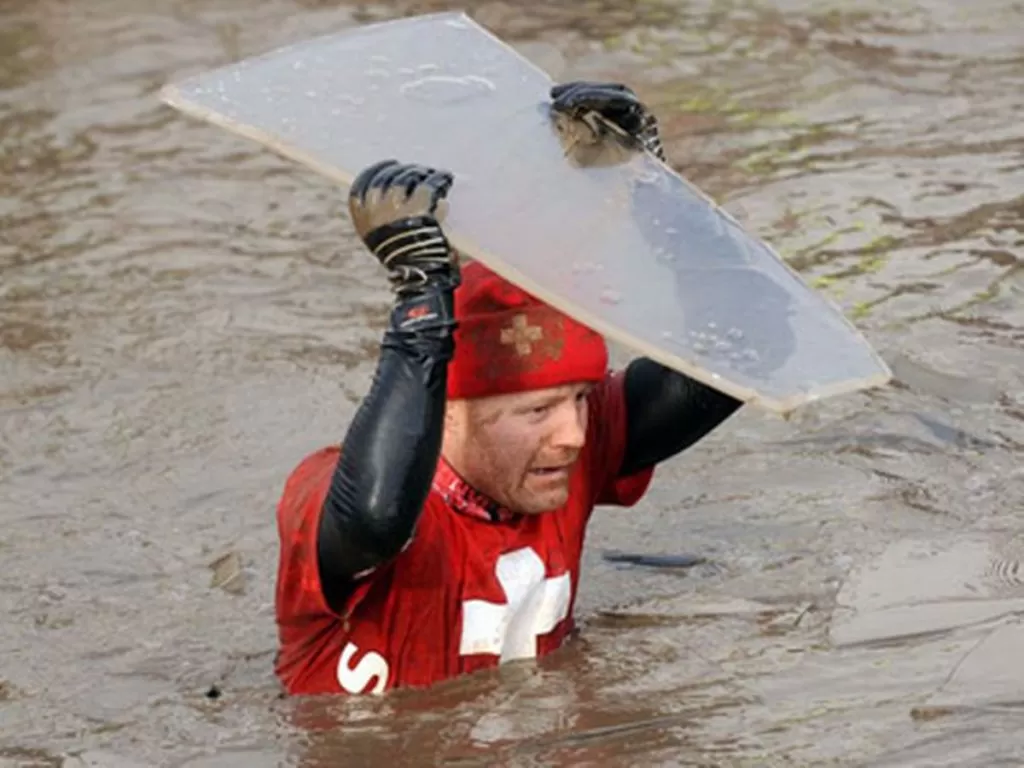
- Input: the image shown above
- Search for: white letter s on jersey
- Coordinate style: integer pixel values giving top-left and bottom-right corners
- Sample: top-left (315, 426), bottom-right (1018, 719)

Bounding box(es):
top-left (336, 642), bottom-right (389, 695)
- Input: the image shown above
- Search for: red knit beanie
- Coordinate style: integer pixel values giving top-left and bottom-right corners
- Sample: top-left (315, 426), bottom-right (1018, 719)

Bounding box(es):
top-left (447, 261), bottom-right (609, 400)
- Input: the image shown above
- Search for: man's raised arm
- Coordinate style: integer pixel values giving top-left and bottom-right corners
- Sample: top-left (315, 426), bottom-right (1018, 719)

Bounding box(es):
top-left (317, 160), bottom-right (460, 612)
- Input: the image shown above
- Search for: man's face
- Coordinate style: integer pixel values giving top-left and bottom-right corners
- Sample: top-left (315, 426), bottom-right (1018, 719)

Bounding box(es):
top-left (443, 382), bottom-right (593, 515)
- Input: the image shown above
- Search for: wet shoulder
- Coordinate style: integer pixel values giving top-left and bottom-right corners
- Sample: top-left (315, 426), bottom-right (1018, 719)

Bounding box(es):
top-left (275, 446), bottom-right (339, 547)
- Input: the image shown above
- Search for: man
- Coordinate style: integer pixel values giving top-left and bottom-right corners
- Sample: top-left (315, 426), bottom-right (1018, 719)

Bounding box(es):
top-left (274, 82), bottom-right (743, 696)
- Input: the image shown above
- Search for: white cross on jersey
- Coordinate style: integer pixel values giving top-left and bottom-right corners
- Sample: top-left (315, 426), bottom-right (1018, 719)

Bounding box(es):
top-left (459, 547), bottom-right (572, 662)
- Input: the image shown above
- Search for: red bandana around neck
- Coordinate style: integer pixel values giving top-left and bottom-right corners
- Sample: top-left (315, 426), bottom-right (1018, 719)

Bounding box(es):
top-left (431, 457), bottom-right (517, 524)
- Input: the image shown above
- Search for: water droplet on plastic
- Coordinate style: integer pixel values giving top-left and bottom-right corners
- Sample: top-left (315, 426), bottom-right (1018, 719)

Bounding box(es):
top-left (714, 340), bottom-right (731, 352)
top-left (707, 321), bottom-right (718, 330)
top-left (366, 68), bottom-right (390, 79)
top-left (664, 227), bottom-right (678, 236)
top-left (400, 75), bottom-right (495, 104)
top-left (370, 55), bottom-right (389, 63)
top-left (292, 61), bottom-right (305, 71)
top-left (600, 289), bottom-right (622, 305)
top-left (661, 330), bottom-right (674, 340)
top-left (418, 64), bottom-right (439, 73)
top-left (306, 90), bottom-right (317, 98)
top-left (572, 261), bottom-right (598, 274)
top-left (692, 341), bottom-right (708, 354)
top-left (398, 67), bottom-right (415, 75)
top-left (726, 327), bottom-right (744, 341)
top-left (636, 169), bottom-right (660, 184)
top-left (654, 246), bottom-right (671, 261)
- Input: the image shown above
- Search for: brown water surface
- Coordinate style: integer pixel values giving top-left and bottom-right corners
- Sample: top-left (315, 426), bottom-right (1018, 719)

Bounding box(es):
top-left (1, 0), bottom-right (1022, 765)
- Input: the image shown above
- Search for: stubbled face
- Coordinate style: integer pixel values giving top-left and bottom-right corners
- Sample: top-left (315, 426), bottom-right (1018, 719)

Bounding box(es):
top-left (442, 383), bottom-right (593, 515)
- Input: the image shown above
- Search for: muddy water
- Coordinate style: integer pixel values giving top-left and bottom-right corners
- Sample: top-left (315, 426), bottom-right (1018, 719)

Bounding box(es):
top-left (1, 0), bottom-right (1022, 765)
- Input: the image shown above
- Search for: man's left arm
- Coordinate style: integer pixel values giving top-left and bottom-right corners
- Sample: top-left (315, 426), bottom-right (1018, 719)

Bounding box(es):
top-left (619, 358), bottom-right (742, 477)
top-left (550, 81), bottom-right (745, 478)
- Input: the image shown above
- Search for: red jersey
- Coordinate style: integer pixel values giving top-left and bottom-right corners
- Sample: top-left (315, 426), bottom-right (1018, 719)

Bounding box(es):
top-left (273, 371), bottom-right (654, 696)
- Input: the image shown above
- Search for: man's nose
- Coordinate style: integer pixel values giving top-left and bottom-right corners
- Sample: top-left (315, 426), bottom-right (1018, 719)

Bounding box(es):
top-left (551, 398), bottom-right (587, 451)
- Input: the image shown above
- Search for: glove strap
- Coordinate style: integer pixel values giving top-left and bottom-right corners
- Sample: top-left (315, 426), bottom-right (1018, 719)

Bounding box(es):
top-left (364, 215), bottom-right (450, 263)
top-left (384, 285), bottom-right (458, 362)
top-left (636, 111), bottom-right (665, 161)
top-left (364, 216), bottom-right (458, 297)
top-left (389, 287), bottom-right (457, 334)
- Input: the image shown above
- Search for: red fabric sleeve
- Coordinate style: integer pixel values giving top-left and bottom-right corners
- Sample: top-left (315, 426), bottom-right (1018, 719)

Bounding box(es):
top-left (274, 447), bottom-right (399, 687)
top-left (587, 370), bottom-right (656, 507)
top-left (274, 445), bottom-right (440, 622)
top-left (273, 446), bottom-right (451, 695)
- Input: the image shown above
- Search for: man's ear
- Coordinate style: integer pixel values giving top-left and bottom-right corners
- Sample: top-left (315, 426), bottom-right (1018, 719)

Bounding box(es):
top-left (443, 399), bottom-right (465, 438)
top-left (441, 400), bottom-right (468, 469)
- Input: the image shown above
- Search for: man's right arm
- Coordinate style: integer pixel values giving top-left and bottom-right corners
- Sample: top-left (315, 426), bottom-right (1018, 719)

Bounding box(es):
top-left (314, 160), bottom-right (460, 615)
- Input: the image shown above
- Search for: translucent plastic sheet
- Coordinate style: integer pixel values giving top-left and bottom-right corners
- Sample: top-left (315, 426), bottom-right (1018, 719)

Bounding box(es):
top-left (161, 11), bottom-right (891, 412)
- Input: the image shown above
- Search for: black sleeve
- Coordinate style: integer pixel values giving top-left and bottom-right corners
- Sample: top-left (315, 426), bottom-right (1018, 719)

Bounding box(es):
top-left (619, 357), bottom-right (743, 477)
top-left (316, 288), bottom-right (456, 614)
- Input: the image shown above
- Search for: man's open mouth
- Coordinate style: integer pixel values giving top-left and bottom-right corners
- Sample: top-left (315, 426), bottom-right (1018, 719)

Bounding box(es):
top-left (530, 465), bottom-right (571, 476)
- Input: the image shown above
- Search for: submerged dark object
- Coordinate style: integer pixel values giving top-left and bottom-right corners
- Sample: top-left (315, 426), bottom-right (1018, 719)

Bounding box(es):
top-left (602, 550), bottom-right (706, 568)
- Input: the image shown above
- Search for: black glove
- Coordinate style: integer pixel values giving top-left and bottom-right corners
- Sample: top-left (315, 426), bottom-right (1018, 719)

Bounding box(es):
top-left (348, 159), bottom-right (460, 299)
top-left (550, 81), bottom-right (665, 161)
